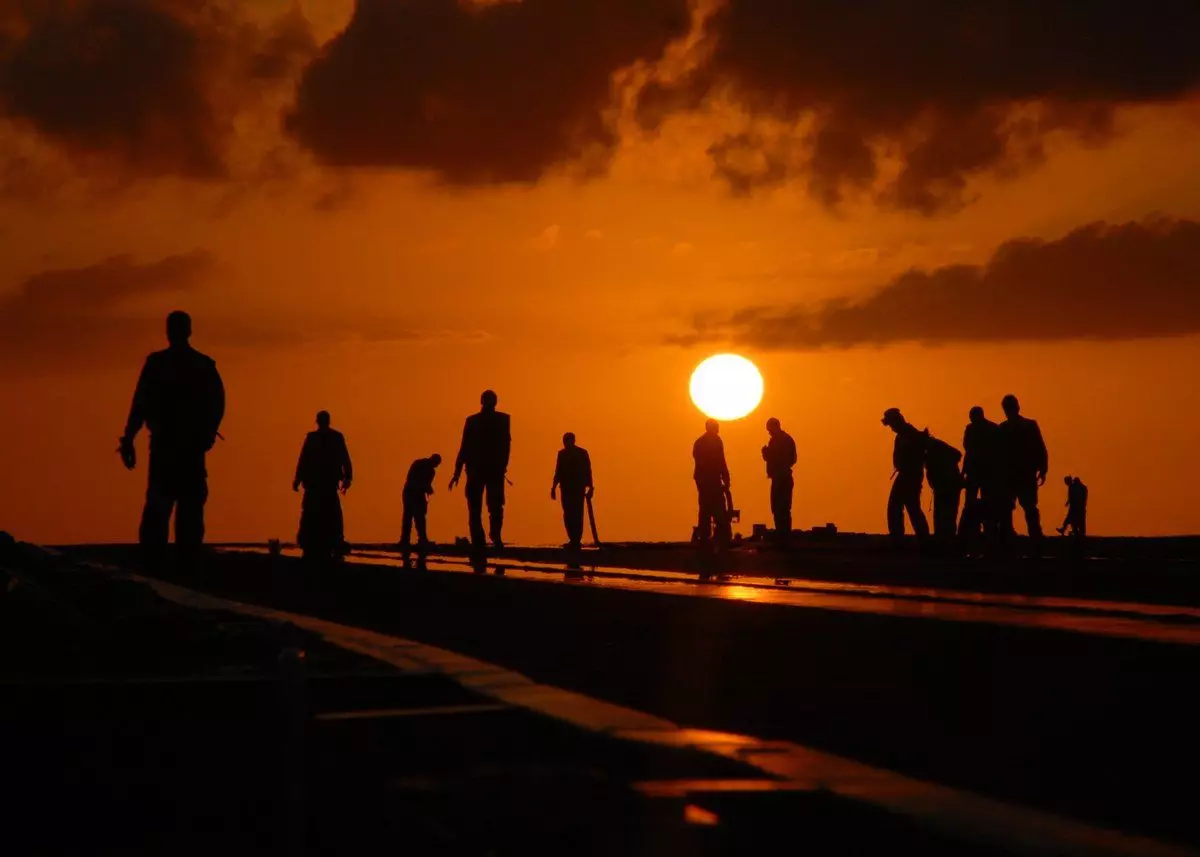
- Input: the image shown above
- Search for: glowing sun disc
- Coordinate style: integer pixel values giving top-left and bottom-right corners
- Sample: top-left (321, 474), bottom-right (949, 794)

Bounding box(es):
top-left (689, 354), bottom-right (764, 420)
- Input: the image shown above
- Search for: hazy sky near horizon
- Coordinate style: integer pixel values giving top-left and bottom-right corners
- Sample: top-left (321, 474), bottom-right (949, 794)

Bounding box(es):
top-left (2, 0), bottom-right (1200, 544)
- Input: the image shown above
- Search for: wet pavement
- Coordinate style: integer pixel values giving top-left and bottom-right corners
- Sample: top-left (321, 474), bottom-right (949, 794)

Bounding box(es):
top-left (301, 547), bottom-right (1200, 646)
top-left (58, 544), bottom-right (1200, 849)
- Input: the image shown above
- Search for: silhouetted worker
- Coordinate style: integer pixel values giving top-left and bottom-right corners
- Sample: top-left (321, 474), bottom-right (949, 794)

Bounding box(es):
top-left (551, 433), bottom-right (594, 550)
top-left (693, 419), bottom-right (732, 547)
top-left (881, 408), bottom-right (929, 540)
top-left (925, 433), bottom-right (963, 541)
top-left (1058, 475), bottom-right (1088, 539)
top-left (998, 394), bottom-right (1048, 548)
top-left (119, 311), bottom-right (225, 556)
top-left (400, 453), bottom-right (441, 563)
top-left (293, 411), bottom-right (353, 560)
top-left (959, 406), bottom-right (1001, 543)
top-left (450, 390), bottom-right (512, 552)
top-left (761, 417), bottom-right (797, 545)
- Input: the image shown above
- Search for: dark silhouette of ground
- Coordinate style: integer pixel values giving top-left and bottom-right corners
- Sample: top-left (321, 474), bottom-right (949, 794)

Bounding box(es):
top-left (401, 453), bottom-right (441, 565)
top-left (693, 419), bottom-right (732, 549)
top-left (762, 417), bottom-right (797, 546)
top-left (998, 394), bottom-right (1048, 551)
top-left (119, 311), bottom-right (224, 557)
top-left (881, 408), bottom-right (929, 540)
top-left (551, 432), bottom-right (593, 551)
top-left (450, 390), bottom-right (512, 562)
top-left (94, 547), bottom-right (1200, 849)
top-left (293, 410), bottom-right (352, 560)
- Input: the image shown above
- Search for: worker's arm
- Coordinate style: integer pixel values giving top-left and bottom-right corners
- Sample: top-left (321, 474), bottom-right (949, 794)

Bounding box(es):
top-left (719, 441), bottom-right (731, 486)
top-left (787, 435), bottom-right (797, 468)
top-left (293, 437), bottom-right (309, 491)
top-left (205, 360), bottom-right (225, 450)
top-left (500, 415), bottom-right (512, 473)
top-left (550, 451), bottom-right (562, 499)
top-left (340, 435), bottom-right (353, 491)
top-left (1034, 422), bottom-right (1049, 484)
top-left (584, 450), bottom-right (594, 498)
top-left (450, 420), bottom-right (469, 488)
top-left (122, 358), bottom-right (152, 443)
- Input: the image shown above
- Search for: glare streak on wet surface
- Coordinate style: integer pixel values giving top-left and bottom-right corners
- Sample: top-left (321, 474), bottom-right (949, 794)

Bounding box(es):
top-left (236, 547), bottom-right (1200, 646)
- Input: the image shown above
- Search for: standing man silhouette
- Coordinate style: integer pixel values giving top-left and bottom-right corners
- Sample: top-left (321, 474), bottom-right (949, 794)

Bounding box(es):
top-left (959, 405), bottom-right (1001, 545)
top-left (450, 390), bottom-right (511, 556)
top-left (293, 411), bottom-right (353, 560)
top-left (761, 417), bottom-right (797, 546)
top-left (693, 419), bottom-right (732, 548)
top-left (551, 432), bottom-right (594, 550)
top-left (119, 311), bottom-right (224, 560)
top-left (998, 394), bottom-right (1048, 552)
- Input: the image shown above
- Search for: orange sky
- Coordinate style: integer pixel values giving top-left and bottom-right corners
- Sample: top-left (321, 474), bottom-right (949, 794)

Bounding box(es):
top-left (2, 1), bottom-right (1200, 544)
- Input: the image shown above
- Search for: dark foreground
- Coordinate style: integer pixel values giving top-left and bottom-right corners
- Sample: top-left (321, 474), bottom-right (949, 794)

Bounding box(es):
top-left (5, 535), bottom-right (1200, 855)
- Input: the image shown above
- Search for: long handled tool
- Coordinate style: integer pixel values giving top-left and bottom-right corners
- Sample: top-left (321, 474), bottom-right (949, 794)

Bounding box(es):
top-left (586, 496), bottom-right (602, 546)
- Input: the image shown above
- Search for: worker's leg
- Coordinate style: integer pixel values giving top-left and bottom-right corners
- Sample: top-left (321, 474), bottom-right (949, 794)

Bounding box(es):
top-left (486, 476), bottom-right (506, 546)
top-left (465, 477), bottom-right (486, 549)
top-left (904, 480), bottom-right (930, 538)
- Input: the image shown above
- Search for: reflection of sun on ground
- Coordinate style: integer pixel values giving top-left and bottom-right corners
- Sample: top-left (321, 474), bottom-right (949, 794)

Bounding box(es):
top-left (689, 354), bottom-right (764, 420)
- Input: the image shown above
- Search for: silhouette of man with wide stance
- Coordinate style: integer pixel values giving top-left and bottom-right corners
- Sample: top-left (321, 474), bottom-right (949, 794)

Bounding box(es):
top-left (761, 417), bottom-right (797, 545)
top-left (959, 406), bottom-right (1001, 544)
top-left (551, 432), bottom-right (594, 550)
top-left (401, 453), bottom-right (441, 564)
top-left (1058, 475), bottom-right (1088, 540)
top-left (882, 408), bottom-right (929, 540)
top-left (119, 311), bottom-right (225, 557)
top-left (693, 419), bottom-right (732, 548)
top-left (998, 394), bottom-right (1048, 550)
top-left (450, 390), bottom-right (511, 554)
top-left (293, 411), bottom-right (353, 560)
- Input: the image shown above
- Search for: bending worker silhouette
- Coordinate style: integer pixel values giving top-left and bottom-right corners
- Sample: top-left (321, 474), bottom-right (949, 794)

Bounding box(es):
top-left (693, 419), bottom-right (732, 547)
top-left (293, 411), bottom-right (353, 559)
top-left (882, 408), bottom-right (929, 540)
top-left (119, 311), bottom-right (224, 554)
top-left (998, 394), bottom-right (1048, 547)
top-left (551, 433), bottom-right (594, 550)
top-left (925, 432), bottom-right (963, 541)
top-left (401, 453), bottom-right (441, 562)
top-left (450, 390), bottom-right (511, 551)
top-left (761, 417), bottom-right (797, 545)
top-left (1058, 475), bottom-right (1088, 539)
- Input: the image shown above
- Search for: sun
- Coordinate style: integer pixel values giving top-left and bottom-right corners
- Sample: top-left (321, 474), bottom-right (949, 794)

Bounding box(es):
top-left (689, 354), bottom-right (764, 420)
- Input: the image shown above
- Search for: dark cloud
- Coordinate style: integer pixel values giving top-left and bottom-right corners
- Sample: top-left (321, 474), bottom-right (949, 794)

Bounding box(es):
top-left (0, 251), bottom-right (216, 366)
top-left (676, 219), bottom-right (1200, 349)
top-left (286, 0), bottom-right (690, 183)
top-left (645, 1), bottom-right (1200, 211)
top-left (0, 0), bottom-right (315, 181)
top-left (0, 250), bottom-right (488, 371)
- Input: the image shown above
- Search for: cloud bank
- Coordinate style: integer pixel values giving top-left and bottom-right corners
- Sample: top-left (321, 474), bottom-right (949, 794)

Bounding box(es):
top-left (676, 219), bottom-right (1200, 349)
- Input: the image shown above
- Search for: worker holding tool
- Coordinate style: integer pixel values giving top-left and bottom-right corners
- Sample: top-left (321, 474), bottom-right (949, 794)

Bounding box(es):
top-left (550, 432), bottom-right (594, 552)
